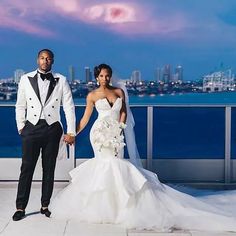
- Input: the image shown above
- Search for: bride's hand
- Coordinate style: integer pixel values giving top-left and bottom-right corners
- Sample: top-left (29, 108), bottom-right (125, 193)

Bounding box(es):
top-left (119, 122), bottom-right (126, 135)
top-left (64, 134), bottom-right (75, 145)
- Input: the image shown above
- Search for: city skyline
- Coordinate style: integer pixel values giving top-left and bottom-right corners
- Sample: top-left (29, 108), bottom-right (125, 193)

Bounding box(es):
top-left (4, 63), bottom-right (235, 84)
top-left (1, 0), bottom-right (236, 80)
top-left (10, 64), bottom-right (186, 83)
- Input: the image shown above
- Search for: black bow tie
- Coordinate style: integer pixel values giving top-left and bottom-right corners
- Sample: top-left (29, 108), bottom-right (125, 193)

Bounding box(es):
top-left (38, 72), bottom-right (53, 81)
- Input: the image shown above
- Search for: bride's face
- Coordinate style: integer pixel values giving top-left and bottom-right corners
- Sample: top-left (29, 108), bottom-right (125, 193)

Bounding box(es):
top-left (97, 69), bottom-right (111, 86)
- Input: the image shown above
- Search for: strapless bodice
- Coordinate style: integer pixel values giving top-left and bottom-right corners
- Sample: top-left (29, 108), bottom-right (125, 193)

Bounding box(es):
top-left (95, 97), bottom-right (122, 121)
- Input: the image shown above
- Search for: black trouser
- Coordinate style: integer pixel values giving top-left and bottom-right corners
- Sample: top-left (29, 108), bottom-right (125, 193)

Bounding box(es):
top-left (16, 120), bottom-right (63, 210)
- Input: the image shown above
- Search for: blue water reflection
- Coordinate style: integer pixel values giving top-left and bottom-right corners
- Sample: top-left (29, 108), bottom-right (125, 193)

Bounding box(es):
top-left (231, 108), bottom-right (236, 159)
top-left (0, 106), bottom-right (21, 157)
top-left (153, 107), bottom-right (225, 159)
top-left (0, 105), bottom-right (228, 160)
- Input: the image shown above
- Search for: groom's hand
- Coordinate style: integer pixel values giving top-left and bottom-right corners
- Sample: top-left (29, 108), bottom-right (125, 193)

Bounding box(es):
top-left (64, 134), bottom-right (75, 145)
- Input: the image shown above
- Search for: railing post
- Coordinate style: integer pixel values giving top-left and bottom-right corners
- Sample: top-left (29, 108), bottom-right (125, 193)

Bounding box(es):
top-left (225, 106), bottom-right (231, 184)
top-left (147, 106), bottom-right (153, 170)
top-left (69, 144), bottom-right (76, 168)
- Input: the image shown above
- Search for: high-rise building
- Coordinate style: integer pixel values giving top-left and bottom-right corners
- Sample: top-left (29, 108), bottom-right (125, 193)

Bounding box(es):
top-left (14, 69), bottom-right (25, 84)
top-left (155, 67), bottom-right (162, 82)
top-left (162, 64), bottom-right (171, 83)
top-left (85, 67), bottom-right (92, 84)
top-left (171, 74), bottom-right (179, 82)
top-left (68, 65), bottom-right (75, 82)
top-left (131, 70), bottom-right (141, 84)
top-left (175, 65), bottom-right (183, 81)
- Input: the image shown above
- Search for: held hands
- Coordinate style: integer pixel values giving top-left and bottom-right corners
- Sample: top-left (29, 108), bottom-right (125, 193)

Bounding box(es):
top-left (63, 123), bottom-right (124, 145)
top-left (64, 133), bottom-right (75, 145)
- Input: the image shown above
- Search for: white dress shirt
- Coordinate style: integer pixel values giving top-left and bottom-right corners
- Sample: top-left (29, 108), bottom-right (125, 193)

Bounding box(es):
top-left (37, 70), bottom-right (50, 119)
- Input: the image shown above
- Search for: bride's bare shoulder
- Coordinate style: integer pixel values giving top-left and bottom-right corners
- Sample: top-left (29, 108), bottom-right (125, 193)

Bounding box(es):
top-left (113, 87), bottom-right (125, 98)
top-left (87, 89), bottom-right (102, 103)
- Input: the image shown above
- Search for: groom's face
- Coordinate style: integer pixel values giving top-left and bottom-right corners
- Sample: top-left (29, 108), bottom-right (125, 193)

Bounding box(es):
top-left (37, 51), bottom-right (54, 73)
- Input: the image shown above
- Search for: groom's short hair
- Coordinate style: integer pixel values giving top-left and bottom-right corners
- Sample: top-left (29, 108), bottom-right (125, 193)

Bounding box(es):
top-left (37, 49), bottom-right (54, 59)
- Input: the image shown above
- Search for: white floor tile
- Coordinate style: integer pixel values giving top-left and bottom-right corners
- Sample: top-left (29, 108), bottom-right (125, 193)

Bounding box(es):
top-left (190, 231), bottom-right (236, 236)
top-left (1, 215), bottom-right (67, 236)
top-left (128, 232), bottom-right (190, 236)
top-left (0, 219), bottom-right (10, 235)
top-left (65, 221), bottom-right (127, 236)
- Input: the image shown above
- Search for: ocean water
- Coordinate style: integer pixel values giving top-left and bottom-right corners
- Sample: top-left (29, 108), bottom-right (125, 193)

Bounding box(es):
top-left (74, 91), bottom-right (236, 105)
top-left (1, 92), bottom-right (236, 159)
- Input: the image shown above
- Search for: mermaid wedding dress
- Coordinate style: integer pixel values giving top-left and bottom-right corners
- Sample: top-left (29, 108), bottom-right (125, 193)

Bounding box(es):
top-left (51, 97), bottom-right (236, 232)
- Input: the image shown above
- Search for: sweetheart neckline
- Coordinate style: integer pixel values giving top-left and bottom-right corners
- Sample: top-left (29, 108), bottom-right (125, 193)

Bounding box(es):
top-left (95, 97), bottom-right (121, 108)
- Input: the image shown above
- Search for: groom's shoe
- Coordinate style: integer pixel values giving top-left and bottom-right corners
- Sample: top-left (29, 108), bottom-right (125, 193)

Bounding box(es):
top-left (40, 207), bottom-right (51, 217)
top-left (12, 210), bottom-right (25, 221)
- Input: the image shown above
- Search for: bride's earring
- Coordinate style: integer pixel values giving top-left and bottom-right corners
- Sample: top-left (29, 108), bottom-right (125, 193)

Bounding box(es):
top-left (109, 79), bottom-right (112, 86)
top-left (96, 79), bottom-right (100, 86)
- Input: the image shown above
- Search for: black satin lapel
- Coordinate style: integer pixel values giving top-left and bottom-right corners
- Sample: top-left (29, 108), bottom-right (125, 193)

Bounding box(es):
top-left (45, 77), bottom-right (59, 103)
top-left (28, 75), bottom-right (41, 102)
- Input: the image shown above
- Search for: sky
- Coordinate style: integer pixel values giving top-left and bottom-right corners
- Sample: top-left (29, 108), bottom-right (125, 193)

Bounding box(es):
top-left (0, 0), bottom-right (236, 81)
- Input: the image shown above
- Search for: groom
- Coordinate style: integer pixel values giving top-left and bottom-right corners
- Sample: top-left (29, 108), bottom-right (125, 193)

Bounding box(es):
top-left (13, 49), bottom-right (76, 221)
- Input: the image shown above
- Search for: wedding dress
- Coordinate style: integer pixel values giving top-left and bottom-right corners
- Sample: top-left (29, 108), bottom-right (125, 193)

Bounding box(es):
top-left (51, 97), bottom-right (236, 232)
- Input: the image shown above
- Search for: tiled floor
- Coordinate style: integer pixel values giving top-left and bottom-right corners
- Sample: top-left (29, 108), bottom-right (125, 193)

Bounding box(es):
top-left (1, 183), bottom-right (236, 236)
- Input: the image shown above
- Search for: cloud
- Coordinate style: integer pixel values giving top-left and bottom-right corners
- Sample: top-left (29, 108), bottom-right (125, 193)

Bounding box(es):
top-left (0, 18), bottom-right (54, 37)
top-left (0, 0), bottom-right (187, 38)
top-left (52, 0), bottom-right (80, 14)
top-left (83, 3), bottom-right (136, 23)
top-left (79, 2), bottom-right (189, 37)
top-left (1, 0), bottom-right (236, 42)
top-left (0, 0), bottom-right (56, 37)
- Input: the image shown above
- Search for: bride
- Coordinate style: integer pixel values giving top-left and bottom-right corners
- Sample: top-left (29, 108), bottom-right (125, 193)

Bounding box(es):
top-left (51, 64), bottom-right (236, 232)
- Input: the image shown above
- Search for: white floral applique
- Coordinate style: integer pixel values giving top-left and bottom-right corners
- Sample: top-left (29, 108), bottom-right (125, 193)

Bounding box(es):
top-left (91, 116), bottom-right (126, 157)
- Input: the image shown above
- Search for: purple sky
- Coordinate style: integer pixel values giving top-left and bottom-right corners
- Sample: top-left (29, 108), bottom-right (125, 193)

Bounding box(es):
top-left (1, 0), bottom-right (236, 81)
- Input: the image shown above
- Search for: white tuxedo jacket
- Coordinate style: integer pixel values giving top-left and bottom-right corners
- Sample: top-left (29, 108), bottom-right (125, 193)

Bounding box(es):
top-left (15, 70), bottom-right (76, 135)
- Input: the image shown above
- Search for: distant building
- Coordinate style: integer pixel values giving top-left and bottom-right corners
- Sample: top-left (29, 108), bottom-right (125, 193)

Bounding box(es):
top-left (162, 64), bottom-right (171, 83)
top-left (171, 74), bottom-right (179, 82)
top-left (85, 67), bottom-right (92, 84)
top-left (155, 67), bottom-right (162, 82)
top-left (203, 69), bottom-right (234, 92)
top-left (131, 70), bottom-right (141, 84)
top-left (175, 65), bottom-right (183, 81)
top-left (68, 65), bottom-right (75, 82)
top-left (14, 69), bottom-right (25, 84)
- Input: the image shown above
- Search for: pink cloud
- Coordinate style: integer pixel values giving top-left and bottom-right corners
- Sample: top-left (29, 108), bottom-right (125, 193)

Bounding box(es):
top-left (52, 0), bottom-right (80, 14)
top-left (83, 3), bottom-right (137, 24)
top-left (0, 17), bottom-right (54, 37)
top-left (0, 0), bottom-right (55, 37)
top-left (79, 2), bottom-right (188, 37)
top-left (0, 0), bottom-right (188, 38)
